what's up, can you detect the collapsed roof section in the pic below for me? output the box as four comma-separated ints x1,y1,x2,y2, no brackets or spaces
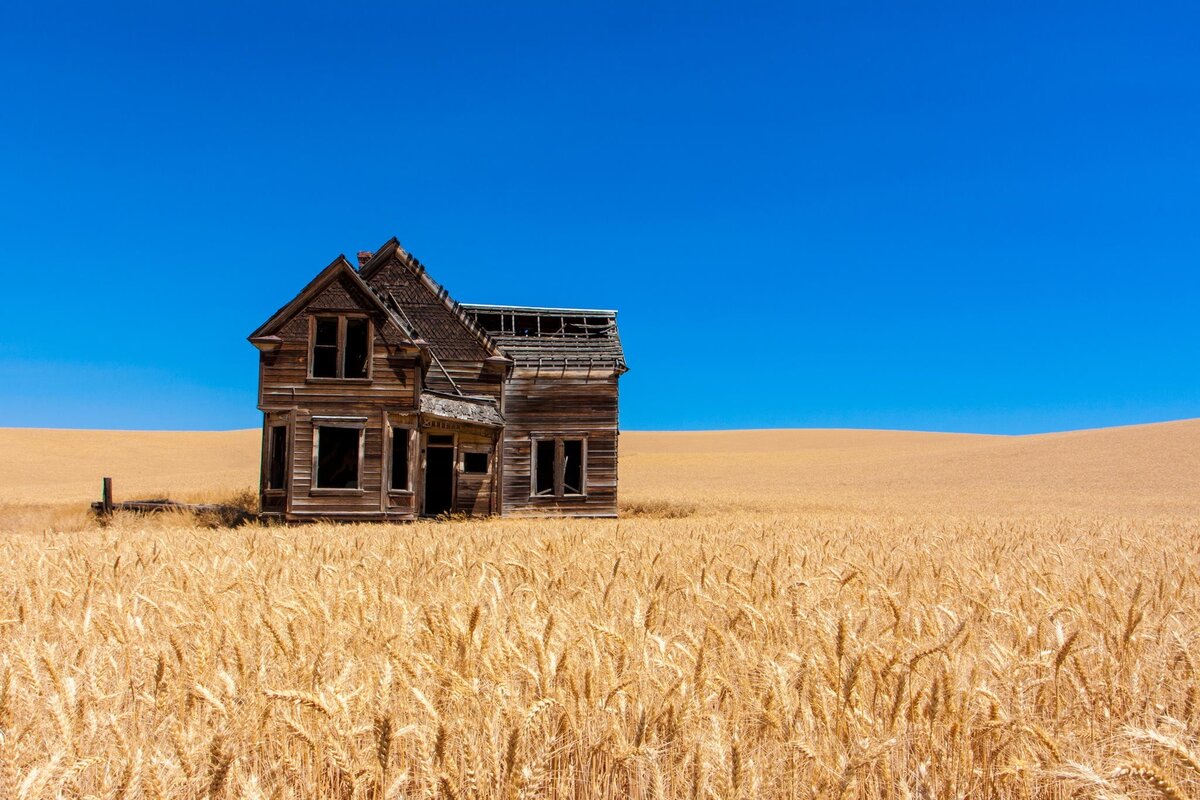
460,303,628,374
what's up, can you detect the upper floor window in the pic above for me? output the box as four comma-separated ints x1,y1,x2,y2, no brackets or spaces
311,315,370,379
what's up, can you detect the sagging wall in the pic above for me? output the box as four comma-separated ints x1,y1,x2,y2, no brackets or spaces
500,371,620,517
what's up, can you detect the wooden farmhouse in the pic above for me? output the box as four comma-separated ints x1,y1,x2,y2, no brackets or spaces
248,238,628,522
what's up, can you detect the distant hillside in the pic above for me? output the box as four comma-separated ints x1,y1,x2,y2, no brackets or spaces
2,420,1197,516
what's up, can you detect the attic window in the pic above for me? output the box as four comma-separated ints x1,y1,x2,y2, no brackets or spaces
311,316,371,379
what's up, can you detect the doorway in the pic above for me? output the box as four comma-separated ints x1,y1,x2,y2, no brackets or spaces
423,445,455,516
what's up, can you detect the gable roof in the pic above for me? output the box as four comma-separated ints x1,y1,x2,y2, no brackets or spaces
247,255,421,349
358,238,505,362
460,303,628,373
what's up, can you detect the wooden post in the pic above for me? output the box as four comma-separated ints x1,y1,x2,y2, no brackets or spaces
102,477,113,516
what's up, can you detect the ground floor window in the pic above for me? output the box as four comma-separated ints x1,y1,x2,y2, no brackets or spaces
562,439,583,494
532,436,586,496
315,425,362,489
390,426,411,491
267,424,287,490
463,451,489,474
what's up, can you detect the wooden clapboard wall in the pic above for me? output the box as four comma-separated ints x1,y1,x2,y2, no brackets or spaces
500,371,620,518
254,267,423,521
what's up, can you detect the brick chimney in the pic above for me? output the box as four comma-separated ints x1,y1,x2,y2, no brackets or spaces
356,250,374,269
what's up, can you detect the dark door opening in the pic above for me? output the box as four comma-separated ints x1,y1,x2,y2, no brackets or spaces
423,446,454,516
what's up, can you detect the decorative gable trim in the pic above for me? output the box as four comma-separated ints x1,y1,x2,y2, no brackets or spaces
247,255,421,353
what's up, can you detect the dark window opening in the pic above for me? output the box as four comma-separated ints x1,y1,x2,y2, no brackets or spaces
390,427,410,491
563,439,583,494
312,317,339,377
514,315,539,336
428,434,453,445
267,425,287,490
533,437,586,497
474,313,503,332
344,318,369,378
316,426,360,489
463,452,488,474
535,439,555,495
311,315,370,379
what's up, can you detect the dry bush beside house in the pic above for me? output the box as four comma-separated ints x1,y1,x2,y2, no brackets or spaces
1,421,1199,798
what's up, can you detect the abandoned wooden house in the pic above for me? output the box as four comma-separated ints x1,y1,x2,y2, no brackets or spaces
248,237,627,521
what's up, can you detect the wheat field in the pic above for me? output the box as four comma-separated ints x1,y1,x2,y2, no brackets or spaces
1,422,1199,798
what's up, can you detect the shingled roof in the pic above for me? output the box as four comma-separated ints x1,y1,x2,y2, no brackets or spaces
358,239,502,363
460,303,628,373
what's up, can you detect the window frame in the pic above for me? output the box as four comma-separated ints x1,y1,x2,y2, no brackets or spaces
308,314,373,382
387,420,416,495
262,413,291,495
311,416,367,494
266,423,288,492
529,434,588,498
461,450,490,475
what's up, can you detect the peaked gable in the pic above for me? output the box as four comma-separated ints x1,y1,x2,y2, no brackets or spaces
359,238,502,362
248,255,418,349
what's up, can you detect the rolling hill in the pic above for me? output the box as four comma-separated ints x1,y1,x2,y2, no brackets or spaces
2,419,1196,517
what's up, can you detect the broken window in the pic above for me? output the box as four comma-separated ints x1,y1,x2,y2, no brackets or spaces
562,439,583,494
312,317,339,377
344,318,369,378
267,424,287,490
311,316,371,379
532,437,586,497
534,439,555,495
428,434,454,446
315,425,361,489
390,427,410,491
463,452,489,474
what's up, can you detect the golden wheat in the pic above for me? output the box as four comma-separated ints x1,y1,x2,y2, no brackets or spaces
1,423,1199,797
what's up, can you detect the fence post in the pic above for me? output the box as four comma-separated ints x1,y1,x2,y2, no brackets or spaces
102,477,113,516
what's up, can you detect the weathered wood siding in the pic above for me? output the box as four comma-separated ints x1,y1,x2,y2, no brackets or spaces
254,246,625,522
287,410,382,518
256,271,421,521
257,274,418,413
501,371,619,517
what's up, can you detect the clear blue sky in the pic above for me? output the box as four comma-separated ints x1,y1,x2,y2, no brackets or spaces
2,2,1198,434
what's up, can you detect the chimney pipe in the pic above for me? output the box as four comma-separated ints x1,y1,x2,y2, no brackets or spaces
356,251,374,269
